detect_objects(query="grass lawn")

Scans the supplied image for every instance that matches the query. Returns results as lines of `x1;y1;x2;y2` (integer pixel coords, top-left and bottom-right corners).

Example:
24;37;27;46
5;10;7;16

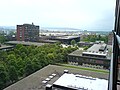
56;63;109;74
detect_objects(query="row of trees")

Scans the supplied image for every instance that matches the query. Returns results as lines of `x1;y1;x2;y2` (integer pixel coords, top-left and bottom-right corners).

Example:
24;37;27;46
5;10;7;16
0;43;77;89
0;35;6;44
82;35;108;43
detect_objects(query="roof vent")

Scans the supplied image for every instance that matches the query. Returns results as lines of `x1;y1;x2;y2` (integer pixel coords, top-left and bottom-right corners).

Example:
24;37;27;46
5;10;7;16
64;70;69;73
42;80;47;84
46;84;52;90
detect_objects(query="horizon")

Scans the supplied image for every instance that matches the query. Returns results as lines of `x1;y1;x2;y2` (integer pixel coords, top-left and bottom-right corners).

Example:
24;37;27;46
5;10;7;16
0;25;112;32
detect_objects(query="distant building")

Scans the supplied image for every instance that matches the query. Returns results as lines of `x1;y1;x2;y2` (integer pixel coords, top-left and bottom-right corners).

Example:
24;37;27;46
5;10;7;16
0;44;13;51
108;32;113;45
16;23;39;41
68;44;112;69
50;35;80;44
77;41;94;47
5;41;45;47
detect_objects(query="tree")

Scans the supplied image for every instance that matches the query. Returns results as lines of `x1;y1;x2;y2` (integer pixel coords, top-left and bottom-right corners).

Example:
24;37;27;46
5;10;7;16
47;53;55;64
0;51;7;61
0;63;9;90
16;57;24;77
24;57;34;76
0;42;79;89
32;57;42;71
7;54;17;68
0;35;6;44
8;66;18;82
71;40;76;46
15;44;23;50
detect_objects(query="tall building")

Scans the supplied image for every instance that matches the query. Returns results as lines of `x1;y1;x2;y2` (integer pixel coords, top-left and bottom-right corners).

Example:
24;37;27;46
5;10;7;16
16;23;39;41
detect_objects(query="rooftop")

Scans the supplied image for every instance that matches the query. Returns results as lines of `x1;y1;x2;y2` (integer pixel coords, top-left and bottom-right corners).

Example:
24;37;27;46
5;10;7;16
68;44;112;59
87;44;107;52
56;35;80;39
68;49;83;56
53;73;108;90
4;65;108;90
0;45;13;50
5;41;46;46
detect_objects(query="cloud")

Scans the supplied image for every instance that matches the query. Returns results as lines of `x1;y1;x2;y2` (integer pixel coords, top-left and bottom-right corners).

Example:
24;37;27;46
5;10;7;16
0;0;115;31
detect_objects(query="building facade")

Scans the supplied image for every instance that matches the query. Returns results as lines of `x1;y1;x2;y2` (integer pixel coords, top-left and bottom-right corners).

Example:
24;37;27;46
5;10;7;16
68;44;111;69
16;23;39;41
108;32;113;45
50;35;80;44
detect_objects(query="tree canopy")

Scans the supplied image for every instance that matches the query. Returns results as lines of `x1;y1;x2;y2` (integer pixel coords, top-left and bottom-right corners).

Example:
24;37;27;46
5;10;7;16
0;43;77;89
82;35;108;43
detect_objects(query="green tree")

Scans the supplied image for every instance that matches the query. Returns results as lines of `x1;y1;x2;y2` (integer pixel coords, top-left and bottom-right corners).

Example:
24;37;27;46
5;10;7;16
24;57;34;76
0;35;6;44
71;40;76;46
0;63;9;90
15;44;23;50
16;57;24;77
0;51;7;61
47;53;55;64
7;54;17;68
32;57;42;71
8;66;18;82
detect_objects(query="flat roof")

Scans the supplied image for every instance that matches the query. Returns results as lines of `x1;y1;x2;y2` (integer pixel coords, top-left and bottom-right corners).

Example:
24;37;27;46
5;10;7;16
0;45;13;50
87;44;106;52
69;44;112;59
85;44;111;58
82;51;107;57
40;40;59;43
56;35;80;39
78;41;94;44
5;41;46;46
53;73;108;90
68;49;83;56
4;65;108;90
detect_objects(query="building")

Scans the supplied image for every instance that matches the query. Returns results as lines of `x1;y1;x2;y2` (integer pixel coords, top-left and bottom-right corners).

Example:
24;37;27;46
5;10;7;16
53;73;108;90
5;41;46;47
77;41;94;47
108;32;113;45
16;23;39;41
0;44;13;51
50;35;80;44
4;65;108;90
68;44;112;69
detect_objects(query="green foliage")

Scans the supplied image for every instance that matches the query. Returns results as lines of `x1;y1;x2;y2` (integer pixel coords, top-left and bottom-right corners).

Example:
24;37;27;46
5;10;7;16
24;57;34;76
8;66;18;82
0;62;9;90
83;46;90;50
0;43;77;89
0;35;6;44
71;40;76;46
82;35;108;43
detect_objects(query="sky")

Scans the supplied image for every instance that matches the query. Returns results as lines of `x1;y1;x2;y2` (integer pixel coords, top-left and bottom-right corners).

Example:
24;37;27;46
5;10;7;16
0;0;115;31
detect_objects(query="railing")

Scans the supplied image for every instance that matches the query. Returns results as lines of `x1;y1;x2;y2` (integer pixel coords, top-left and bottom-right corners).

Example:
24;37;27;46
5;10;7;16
108;31;120;90
108;0;120;90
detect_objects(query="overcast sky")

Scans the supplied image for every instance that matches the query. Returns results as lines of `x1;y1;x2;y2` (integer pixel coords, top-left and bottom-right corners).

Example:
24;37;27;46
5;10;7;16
0;0;115;31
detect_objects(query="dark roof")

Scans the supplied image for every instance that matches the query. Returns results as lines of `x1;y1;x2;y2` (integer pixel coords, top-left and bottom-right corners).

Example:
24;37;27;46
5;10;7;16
0;45;13;50
56;35;80;40
5;41;46;46
4;65;108;90
68;49;84;56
